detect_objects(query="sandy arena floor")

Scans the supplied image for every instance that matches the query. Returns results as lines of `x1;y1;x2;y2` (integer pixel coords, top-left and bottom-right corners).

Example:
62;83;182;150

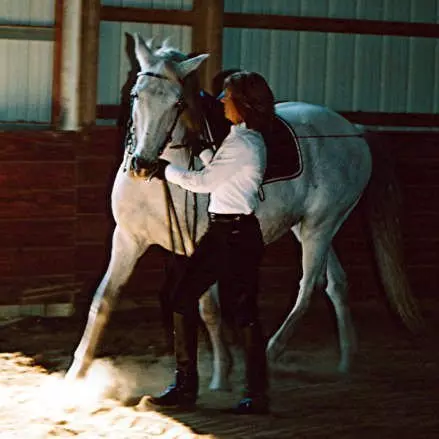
0;299;438;438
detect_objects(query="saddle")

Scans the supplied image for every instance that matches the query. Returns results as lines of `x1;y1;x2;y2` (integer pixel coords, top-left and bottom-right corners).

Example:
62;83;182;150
263;115;302;184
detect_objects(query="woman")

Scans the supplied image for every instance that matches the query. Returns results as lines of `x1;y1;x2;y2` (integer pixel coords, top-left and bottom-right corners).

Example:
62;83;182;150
147;71;276;415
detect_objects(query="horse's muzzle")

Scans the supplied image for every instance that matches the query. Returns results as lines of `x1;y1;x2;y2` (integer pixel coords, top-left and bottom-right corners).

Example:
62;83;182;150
130;155;155;179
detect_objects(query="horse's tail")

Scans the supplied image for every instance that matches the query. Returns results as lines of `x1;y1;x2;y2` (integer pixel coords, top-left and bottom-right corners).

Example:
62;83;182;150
362;132;423;332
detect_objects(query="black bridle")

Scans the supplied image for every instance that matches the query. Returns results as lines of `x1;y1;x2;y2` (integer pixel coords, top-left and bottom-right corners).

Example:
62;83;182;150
123;70;200;257
123;71;187;172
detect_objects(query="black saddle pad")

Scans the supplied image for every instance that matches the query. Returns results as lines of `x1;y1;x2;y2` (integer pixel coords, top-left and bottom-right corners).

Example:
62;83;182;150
263;115;302;184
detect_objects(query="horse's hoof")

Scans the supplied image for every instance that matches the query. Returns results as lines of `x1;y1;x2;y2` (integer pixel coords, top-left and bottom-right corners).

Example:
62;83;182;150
208;378;232;392
337;360;352;375
64;364;87;381
266;344;282;364
64;370;80;381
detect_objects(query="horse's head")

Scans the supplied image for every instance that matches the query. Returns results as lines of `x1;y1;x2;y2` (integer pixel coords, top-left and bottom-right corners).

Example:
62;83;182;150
129;33;208;177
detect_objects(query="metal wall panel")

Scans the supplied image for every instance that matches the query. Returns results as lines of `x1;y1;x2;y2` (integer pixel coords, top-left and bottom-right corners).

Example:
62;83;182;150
0;0;437;124
0;1;54;123
101;0;192;9
223;0;439;118
0;40;53;123
98;22;123;106
0;0;54;25
224;0;438;22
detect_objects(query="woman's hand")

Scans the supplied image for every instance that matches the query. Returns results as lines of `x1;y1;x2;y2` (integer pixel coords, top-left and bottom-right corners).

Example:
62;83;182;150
147;159;170;181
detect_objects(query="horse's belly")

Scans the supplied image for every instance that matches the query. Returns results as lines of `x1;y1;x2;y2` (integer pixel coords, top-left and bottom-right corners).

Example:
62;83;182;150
256;181;305;244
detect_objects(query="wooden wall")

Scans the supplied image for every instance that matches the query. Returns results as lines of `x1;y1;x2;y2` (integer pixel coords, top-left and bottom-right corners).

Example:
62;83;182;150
0;128;437;311
0;131;77;305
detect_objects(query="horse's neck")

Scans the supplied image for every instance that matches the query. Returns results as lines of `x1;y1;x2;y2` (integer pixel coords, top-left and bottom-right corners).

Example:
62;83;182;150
161;123;193;168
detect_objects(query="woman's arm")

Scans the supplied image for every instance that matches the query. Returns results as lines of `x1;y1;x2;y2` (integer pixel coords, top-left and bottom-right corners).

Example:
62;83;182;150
165;139;247;193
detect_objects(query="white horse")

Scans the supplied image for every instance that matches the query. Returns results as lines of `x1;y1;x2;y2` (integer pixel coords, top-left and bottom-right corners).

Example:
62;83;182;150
66;34;421;390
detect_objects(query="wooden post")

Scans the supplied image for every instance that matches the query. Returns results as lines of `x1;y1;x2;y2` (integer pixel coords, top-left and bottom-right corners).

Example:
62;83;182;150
59;0;81;130
192;0;224;93
51;0;64;127
59;0;100;130
79;0;100;130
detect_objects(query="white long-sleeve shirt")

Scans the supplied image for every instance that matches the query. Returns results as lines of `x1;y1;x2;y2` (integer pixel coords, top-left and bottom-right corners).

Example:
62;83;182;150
165;123;267;215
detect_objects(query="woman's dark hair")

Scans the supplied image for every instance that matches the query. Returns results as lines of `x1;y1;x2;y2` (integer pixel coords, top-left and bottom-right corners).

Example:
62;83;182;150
211;68;240;97
223;71;275;132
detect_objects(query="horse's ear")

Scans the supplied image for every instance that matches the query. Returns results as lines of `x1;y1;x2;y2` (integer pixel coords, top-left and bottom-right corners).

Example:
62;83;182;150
134;32;154;70
161;37;172;49
177;54;209;79
146;36;157;51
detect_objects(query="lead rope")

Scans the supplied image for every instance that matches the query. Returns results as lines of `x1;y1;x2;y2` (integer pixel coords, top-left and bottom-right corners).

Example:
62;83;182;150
184;108;216;245
163;181;179;256
162;146;199;258
162;98;210;257
182;152;198;248
163;177;197;258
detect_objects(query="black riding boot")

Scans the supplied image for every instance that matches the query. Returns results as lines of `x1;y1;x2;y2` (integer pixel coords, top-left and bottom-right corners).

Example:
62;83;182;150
234;322;269;414
147;312;199;408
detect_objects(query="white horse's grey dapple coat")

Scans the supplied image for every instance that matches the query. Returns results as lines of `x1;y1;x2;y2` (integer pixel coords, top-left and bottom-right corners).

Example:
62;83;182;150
66;34;420;389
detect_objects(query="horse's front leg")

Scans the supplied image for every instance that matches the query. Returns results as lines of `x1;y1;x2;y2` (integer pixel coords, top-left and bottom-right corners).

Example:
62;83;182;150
66;226;146;380
199;283;233;390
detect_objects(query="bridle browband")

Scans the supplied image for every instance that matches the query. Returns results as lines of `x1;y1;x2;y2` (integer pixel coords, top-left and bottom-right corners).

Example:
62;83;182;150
137;71;172;81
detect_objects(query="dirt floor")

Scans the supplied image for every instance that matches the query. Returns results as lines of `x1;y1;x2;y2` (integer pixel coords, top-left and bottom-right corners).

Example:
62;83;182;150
0;297;438;439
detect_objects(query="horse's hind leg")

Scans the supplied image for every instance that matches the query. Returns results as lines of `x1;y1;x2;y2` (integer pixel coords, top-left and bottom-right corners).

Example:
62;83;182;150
66;226;146;380
198;282;233;390
325;246;356;373
266;224;331;363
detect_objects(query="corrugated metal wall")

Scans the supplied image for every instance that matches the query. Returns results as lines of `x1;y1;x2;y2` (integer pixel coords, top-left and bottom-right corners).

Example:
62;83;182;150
101;0;192;9
0;0;54;124
223;0;439;114
98;0;192;108
0;1;438;123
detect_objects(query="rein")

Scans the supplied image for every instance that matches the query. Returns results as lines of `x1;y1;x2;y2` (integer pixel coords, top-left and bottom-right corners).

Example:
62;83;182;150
162;156;198;258
122;92;137;173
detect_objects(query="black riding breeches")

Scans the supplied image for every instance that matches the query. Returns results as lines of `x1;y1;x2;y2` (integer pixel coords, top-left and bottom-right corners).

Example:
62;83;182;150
171;214;264;328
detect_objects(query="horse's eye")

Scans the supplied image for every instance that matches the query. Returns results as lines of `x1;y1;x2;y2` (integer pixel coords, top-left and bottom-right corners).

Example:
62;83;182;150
131;92;139;100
